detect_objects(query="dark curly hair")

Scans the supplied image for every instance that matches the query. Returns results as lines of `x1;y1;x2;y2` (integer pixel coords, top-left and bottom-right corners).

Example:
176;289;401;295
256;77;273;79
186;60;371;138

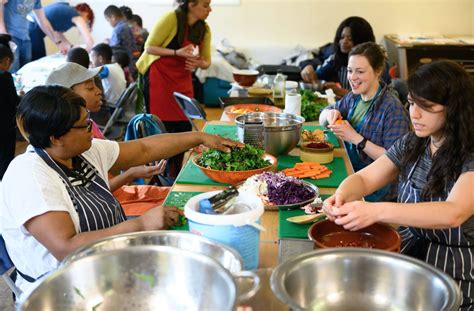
0;33;14;62
403;60;474;199
333;16;375;70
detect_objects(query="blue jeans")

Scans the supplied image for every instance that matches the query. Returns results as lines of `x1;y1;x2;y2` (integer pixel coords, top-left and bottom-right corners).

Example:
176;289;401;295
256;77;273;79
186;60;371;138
11;36;32;73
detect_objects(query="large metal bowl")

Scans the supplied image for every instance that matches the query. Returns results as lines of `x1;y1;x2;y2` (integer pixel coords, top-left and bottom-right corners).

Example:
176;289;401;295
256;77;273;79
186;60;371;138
63;231;243;273
271;248;462;311
21;246;239;311
235;112;305;156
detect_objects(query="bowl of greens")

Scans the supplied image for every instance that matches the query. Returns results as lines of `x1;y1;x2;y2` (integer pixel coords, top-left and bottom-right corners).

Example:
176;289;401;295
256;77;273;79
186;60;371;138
193;144;277;184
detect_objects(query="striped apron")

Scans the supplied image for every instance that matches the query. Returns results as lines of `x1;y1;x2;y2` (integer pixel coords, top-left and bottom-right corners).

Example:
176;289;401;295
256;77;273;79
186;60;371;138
34;148;127;232
398;157;474;310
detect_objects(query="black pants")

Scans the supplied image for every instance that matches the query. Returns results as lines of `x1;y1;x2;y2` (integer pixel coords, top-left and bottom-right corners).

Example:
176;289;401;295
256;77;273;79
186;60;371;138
0;131;16;180
162;121;192;178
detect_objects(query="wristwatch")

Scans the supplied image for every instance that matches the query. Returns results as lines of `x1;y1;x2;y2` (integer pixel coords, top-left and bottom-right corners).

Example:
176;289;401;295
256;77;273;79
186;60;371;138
357;137;368;152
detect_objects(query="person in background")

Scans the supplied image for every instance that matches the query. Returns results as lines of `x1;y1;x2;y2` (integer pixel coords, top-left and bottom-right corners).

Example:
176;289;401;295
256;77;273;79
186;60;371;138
1;85;239;299
119;5;133;24
300;16;391;97
66;46;90;68
136;0;212;176
319;42;410;201
130;14;149;53
104;5;137;77
0;34;19;179
28;2;94;61
46;62;170;218
0;0;68;72
323;60;474;309
90;43;126;106
112;46;133;85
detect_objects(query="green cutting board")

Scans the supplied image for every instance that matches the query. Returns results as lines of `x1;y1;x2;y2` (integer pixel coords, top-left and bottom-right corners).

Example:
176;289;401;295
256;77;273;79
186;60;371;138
277;155;348;188
202;124;340;148
175;160;230;186
203;124;238;140
302;125;340;148
278;195;330;239
163;191;203;231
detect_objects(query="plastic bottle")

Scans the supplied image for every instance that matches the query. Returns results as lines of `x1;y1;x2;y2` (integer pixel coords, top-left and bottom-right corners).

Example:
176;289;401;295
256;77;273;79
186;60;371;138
273;70;286;108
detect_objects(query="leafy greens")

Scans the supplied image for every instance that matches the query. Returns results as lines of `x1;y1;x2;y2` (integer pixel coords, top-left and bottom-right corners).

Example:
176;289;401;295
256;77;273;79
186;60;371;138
198;144;271;171
300;89;329;121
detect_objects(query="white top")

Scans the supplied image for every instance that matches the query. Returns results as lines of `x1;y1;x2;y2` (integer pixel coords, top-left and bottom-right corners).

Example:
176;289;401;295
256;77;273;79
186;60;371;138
0;139;119;300
101;63;127;106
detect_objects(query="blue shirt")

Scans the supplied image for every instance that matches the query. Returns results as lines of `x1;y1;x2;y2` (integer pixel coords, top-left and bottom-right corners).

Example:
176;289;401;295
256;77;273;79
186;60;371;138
323;83;410;167
110;20;136;53
3;0;42;40
28;2;78;37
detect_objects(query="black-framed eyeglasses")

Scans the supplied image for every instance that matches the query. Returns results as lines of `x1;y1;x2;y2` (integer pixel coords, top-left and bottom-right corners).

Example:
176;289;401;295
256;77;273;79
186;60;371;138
71;119;93;132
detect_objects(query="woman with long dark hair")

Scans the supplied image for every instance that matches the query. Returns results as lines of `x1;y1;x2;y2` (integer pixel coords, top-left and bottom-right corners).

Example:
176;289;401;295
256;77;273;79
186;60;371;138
136;0;212;175
323;60;474;309
301;16;391;97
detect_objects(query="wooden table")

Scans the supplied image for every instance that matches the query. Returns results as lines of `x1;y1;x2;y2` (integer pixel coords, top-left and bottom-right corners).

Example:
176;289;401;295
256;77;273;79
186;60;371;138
170;120;354;268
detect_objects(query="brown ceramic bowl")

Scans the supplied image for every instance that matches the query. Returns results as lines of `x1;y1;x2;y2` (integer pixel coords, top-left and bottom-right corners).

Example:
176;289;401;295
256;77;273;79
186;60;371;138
300;142;334;164
308;219;401;252
192;153;277;184
233;69;259;87
224;104;282;121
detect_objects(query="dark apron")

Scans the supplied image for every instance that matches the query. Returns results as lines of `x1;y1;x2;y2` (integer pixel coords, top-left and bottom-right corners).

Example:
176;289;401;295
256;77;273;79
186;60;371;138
345;85;388;201
398;156;474;310
16;148;127;283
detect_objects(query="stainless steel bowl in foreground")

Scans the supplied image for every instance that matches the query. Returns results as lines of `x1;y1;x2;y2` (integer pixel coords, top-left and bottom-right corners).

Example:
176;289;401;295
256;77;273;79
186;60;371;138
235;112;305;156
63;231;243;273
21;246;238;311
270;248;461;311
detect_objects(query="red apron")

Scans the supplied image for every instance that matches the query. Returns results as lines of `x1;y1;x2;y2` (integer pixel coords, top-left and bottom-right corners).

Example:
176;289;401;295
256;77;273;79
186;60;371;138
148;37;196;121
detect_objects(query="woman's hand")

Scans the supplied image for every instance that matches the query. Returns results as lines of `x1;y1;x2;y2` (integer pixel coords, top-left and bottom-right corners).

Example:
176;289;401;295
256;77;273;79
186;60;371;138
200;133;244;153
126;160;167;179
323;82;349;97
327;121;363;144
330;201;382;231
301;65;317;82
323;193;346;221
139;206;182;230
325;109;342;126
176;44;195;58
185;56;203;71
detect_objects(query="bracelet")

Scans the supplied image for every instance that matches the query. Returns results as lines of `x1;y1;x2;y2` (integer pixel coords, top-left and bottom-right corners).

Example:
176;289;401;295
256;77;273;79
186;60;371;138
55;40;62;45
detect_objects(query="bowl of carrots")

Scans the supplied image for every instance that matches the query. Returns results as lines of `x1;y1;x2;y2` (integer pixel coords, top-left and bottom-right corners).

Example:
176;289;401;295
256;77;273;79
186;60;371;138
300;142;334;164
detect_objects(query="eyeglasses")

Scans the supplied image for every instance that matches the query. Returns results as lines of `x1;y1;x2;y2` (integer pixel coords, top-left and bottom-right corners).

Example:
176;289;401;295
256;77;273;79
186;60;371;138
71;119;93;132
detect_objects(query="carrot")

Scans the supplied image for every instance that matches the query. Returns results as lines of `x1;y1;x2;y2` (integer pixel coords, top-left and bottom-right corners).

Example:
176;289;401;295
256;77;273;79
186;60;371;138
281;161;333;179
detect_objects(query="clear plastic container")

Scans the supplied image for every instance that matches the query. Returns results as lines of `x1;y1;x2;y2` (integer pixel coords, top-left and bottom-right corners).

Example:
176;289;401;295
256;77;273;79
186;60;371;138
272;70;286;108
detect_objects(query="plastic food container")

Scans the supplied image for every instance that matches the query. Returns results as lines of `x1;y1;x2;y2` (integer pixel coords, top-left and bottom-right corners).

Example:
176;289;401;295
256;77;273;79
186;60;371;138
300;142;334;164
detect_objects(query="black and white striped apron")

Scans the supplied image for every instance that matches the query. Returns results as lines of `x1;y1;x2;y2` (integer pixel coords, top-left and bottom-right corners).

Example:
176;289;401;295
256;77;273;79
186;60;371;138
398;157;474;310
34;148;127;232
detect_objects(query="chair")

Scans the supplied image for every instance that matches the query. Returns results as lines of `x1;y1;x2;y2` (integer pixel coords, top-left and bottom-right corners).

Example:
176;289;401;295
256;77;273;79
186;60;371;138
173;92;207;131
101;82;138;139
1;236;20;298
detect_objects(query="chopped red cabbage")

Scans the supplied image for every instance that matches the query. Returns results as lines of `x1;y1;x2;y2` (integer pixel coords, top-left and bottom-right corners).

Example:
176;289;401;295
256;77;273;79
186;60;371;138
257;172;315;205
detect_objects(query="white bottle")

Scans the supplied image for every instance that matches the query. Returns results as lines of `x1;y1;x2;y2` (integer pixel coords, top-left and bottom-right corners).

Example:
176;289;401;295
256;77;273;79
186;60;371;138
273;70;286;108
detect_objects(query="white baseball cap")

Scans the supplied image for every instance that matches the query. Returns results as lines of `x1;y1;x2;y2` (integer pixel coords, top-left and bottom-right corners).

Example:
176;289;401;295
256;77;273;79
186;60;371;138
46;62;101;88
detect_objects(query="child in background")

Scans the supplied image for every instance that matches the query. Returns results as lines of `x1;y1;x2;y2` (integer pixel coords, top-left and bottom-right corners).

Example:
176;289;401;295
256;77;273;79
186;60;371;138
90;43;126;106
66;46;90;68
104;5;137;78
112;47;133;85
0;34;20;179
130;14;149;53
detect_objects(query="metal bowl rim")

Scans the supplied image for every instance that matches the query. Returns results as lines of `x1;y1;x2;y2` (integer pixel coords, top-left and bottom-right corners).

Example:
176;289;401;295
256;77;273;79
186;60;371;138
63;230;244;269
270;248;462;311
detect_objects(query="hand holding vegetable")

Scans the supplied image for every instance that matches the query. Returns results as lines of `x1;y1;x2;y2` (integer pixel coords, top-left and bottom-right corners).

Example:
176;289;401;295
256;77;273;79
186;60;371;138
139;206;182;230
200;133;244;153
327;121;363;144
330;201;382;231
326;109;342;125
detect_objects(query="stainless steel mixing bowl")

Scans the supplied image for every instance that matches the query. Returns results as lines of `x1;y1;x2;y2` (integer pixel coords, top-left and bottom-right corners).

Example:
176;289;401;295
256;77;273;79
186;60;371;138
270;248;461;311
21;246;239;311
63;230;243;273
235;112;305;156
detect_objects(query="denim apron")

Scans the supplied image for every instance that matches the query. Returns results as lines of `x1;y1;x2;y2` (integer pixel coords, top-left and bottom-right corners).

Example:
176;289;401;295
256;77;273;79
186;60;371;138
398;156;474;310
345;85;388;201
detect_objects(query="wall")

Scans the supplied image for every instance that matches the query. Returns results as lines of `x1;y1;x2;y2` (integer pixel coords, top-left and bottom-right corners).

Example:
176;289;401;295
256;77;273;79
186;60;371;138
48;0;473;64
